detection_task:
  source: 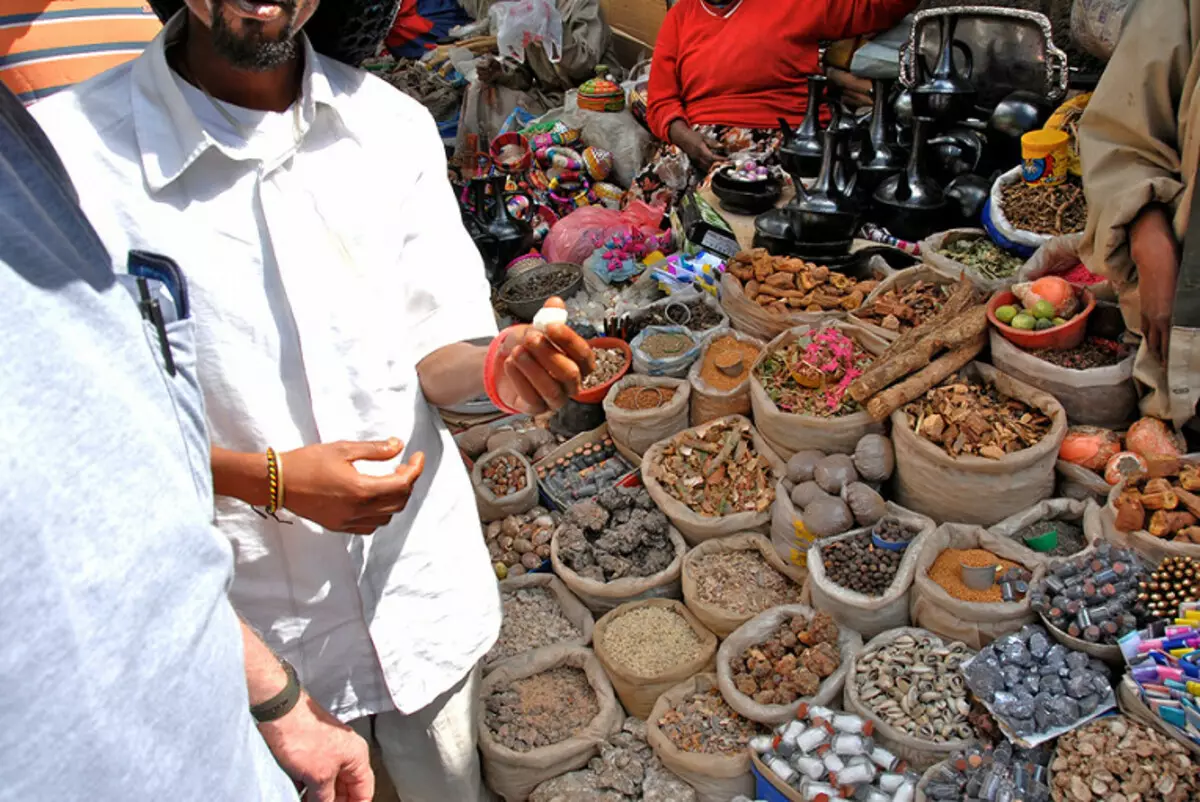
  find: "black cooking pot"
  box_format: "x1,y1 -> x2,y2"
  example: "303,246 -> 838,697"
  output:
711,168 -> 782,216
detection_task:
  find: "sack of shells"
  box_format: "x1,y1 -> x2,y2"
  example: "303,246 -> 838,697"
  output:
644,673 -> 762,802
478,645 -> 624,802
987,497 -> 1104,572
909,523 -> 1047,650
843,628 -> 977,771
484,574 -> 596,675
749,322 -> 889,460
593,599 -> 718,719
687,330 -> 765,427
715,603 -> 863,725
806,504 -> 936,639
473,448 -> 538,523
602,375 -> 691,458
641,415 -> 785,545
681,532 -> 806,638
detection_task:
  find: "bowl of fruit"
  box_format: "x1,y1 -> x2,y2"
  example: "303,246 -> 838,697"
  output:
987,276 -> 1096,351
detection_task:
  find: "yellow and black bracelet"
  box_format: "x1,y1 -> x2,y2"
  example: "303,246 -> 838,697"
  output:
254,447 -> 290,523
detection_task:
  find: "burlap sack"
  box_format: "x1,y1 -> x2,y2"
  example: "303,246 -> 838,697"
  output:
806,504 -> 937,639
602,376 -> 691,458
750,322 -> 889,460
891,362 -> 1068,526
641,415 -> 785,545
1117,676 -> 1200,759
920,228 -> 1022,293
592,599 -> 718,719
986,498 -> 1103,571
1102,457 -> 1200,563
550,523 -> 688,615
687,330 -> 765,426
484,574 -> 596,675
644,674 -> 758,802
478,646 -> 625,802
843,628 -> 977,771
1056,460 -> 1112,501
770,479 -> 815,577
990,330 -> 1137,428
473,448 -> 538,522
715,603 -> 863,725
681,532 -> 806,638
909,524 -> 1047,650
850,265 -> 956,343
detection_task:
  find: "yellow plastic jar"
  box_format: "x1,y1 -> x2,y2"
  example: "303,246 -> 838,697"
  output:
1021,129 -> 1070,186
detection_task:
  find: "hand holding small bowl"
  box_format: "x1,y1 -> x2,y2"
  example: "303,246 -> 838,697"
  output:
485,297 -> 596,414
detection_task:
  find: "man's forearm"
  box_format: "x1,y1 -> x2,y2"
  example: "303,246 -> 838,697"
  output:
416,341 -> 487,407
213,446 -> 270,506
241,619 -> 290,705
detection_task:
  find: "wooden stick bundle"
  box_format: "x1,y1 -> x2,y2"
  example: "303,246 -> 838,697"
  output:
865,331 -> 987,421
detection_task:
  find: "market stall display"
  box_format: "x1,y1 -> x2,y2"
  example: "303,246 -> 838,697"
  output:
917,744 -> 1053,802
485,508 -> 559,579
1050,716 -> 1198,802
687,331 -> 765,426
485,574 -> 594,672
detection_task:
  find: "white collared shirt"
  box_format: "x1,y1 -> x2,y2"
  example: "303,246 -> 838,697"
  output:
31,14 -> 502,719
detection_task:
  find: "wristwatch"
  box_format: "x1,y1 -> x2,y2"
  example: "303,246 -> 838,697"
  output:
251,658 -> 302,723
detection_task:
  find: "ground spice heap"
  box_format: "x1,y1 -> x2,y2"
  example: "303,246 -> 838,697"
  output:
698,334 -> 762,392
1000,174 -> 1088,236
481,453 -> 529,498
639,331 -> 695,361
936,237 -> 1024,280
929,548 -> 1023,603
726,249 -> 879,316
690,549 -> 800,615
1051,716 -> 1199,802
854,280 -> 954,333
485,666 -> 599,752
821,532 -> 905,596
581,348 -> 626,390
657,689 -> 764,755
1028,337 -> 1130,370
601,606 -> 703,677
656,419 -> 775,516
903,372 -> 1052,459
730,612 -> 840,705
487,587 -> 583,665
612,384 -> 677,411
756,328 -> 874,417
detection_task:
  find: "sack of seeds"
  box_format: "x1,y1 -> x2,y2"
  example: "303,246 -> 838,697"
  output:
680,532 -> 806,638
891,362 -> 1068,526
715,603 -> 863,725
592,599 -> 718,719
631,325 -> 701,379
986,497 -> 1104,572
603,376 -> 691,458
641,415 -> 785,545
920,228 -> 1026,293
484,574 -> 596,675
989,330 -> 1136,429
750,322 -> 889,460
473,449 -> 539,522
850,265 -> 957,343
842,628 -> 977,771
806,504 -> 936,638
687,330 -> 765,427
644,673 -> 759,802
478,645 -> 625,802
909,524 -> 1047,650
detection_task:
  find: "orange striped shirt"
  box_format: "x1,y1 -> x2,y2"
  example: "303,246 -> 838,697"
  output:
1,1 -> 162,103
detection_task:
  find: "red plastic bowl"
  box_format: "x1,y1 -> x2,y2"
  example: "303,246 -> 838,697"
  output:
987,288 -> 1096,351
573,337 -> 632,404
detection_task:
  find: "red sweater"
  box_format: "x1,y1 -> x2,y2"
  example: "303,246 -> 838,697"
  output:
646,0 -> 918,140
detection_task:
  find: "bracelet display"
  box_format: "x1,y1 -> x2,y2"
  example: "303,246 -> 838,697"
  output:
251,658 -> 301,723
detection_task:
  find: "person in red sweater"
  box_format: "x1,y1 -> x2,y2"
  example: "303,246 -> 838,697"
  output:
630,0 -> 917,208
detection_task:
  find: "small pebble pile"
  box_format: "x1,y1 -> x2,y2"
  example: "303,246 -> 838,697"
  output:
1031,543 -> 1143,643
486,666 -> 600,752
1051,716 -> 1199,802
538,439 -> 633,504
922,742 -> 1053,802
557,487 -> 676,582
690,549 -> 800,616
582,348 -> 627,390
820,529 -> 908,596
964,625 -> 1112,739
656,688 -> 764,755
485,508 -> 558,579
487,587 -> 583,665
1137,555 -> 1200,622
481,453 -> 529,497
601,607 -> 702,677
730,612 -> 841,705
928,548 -> 1031,603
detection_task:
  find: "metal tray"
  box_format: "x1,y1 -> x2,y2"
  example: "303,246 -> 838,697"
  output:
899,6 -> 1069,108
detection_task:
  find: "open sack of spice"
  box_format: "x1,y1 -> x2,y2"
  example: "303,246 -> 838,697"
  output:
1107,455 -> 1200,562
749,322 -> 888,459
1052,713 -> 1200,801
687,331 -> 765,427
630,325 -> 700,379
484,507 -> 559,580
681,532 -> 805,638
485,574 -> 595,674
986,497 -> 1104,571
921,229 -> 1028,293
985,167 -> 1089,255
715,605 -> 862,726
850,265 -> 957,342
602,375 -> 690,458
640,415 -> 784,544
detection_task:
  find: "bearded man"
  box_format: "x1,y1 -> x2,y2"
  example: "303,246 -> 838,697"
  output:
30,2 -> 593,800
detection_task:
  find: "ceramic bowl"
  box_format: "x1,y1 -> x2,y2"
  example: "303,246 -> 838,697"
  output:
572,337 -> 632,405
499,262 -> 583,322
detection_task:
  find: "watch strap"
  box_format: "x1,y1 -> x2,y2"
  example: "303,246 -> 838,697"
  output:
251,658 -> 301,723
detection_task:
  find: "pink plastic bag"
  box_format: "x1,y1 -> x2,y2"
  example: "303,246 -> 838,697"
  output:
542,202 -> 666,265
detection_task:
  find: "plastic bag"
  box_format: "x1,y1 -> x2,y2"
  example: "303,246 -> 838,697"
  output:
851,265 -> 957,342
472,449 -> 538,522
631,325 -> 701,378
986,498 -> 1103,572
484,574 -> 596,674
891,362 -> 1068,526
687,330 -> 763,426
490,0 -> 563,63
540,91 -> 655,187
592,599 -> 717,719
983,167 -> 1056,256
1070,0 -> 1136,61
542,204 -> 663,265
716,604 -> 863,725
550,521 -> 688,614
920,228 -> 1024,293
603,376 -> 690,457
807,505 -> 935,639
989,331 -> 1137,428
478,646 -> 624,802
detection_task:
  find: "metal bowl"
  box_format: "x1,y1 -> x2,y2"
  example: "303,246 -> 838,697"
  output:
499,262 -> 583,322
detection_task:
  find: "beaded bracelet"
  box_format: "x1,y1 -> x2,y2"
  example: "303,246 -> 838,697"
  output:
265,447 -> 282,514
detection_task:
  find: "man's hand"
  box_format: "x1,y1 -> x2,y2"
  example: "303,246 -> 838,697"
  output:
826,67 -> 873,109
495,298 -> 595,414
282,439 -> 425,535
259,693 -> 374,802
1131,203 -> 1181,361
668,119 -> 720,174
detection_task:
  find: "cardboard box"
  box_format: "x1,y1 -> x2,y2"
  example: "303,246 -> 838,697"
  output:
599,0 -> 669,48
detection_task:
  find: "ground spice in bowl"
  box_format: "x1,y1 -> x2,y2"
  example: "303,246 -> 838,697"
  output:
755,328 -> 874,417
999,175 -> 1088,236
690,550 -> 801,615
612,385 -> 677,411
928,548 -> 1022,603
600,606 -> 703,677
698,335 -> 761,392
657,689 -> 764,755
485,666 -> 599,752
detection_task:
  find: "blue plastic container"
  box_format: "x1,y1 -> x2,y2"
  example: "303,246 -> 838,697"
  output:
751,759 -> 795,802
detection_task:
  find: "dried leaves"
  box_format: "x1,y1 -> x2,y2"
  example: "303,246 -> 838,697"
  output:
903,373 -> 1052,459
656,420 -> 775,517
755,328 -> 874,417
728,249 -> 877,316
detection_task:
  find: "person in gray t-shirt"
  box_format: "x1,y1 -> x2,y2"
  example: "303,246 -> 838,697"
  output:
0,83 -> 373,801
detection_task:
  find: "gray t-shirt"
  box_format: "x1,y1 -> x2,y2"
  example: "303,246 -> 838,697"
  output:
0,85 -> 297,800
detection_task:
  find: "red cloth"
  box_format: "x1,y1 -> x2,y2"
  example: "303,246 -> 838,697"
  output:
646,0 -> 918,141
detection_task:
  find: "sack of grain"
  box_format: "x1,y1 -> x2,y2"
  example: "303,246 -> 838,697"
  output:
987,497 -> 1103,571
551,522 -> 688,615
593,599 -> 718,719
478,646 -> 625,801
603,375 -> 691,457
806,504 -> 936,639
687,330 -> 765,426
681,532 -> 806,638
484,574 -> 596,675
715,603 -> 863,725
473,449 -> 538,522
908,523 -> 1046,650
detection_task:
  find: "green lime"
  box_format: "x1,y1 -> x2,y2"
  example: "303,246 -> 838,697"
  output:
1034,318 -> 1054,331
1052,317 -> 1067,327
1011,314 -> 1037,331
995,305 -> 1019,324
1032,300 -> 1056,320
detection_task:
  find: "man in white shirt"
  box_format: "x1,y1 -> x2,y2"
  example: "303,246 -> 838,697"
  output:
31,1 -> 593,799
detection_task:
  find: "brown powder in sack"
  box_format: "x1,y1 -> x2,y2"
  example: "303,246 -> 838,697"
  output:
699,335 -> 762,392
928,548 -> 1022,603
